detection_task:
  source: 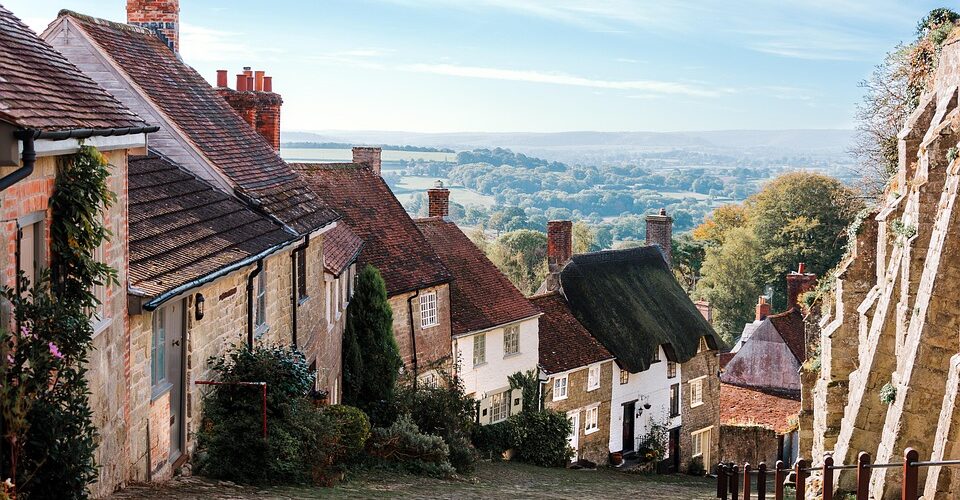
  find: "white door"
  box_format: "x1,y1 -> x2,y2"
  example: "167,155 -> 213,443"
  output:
567,410 -> 580,461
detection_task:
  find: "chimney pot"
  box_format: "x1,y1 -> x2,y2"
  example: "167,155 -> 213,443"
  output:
755,296 -> 771,321
243,67 -> 253,76
547,220 -> 573,273
797,262 -> 806,274
216,70 -> 228,88
352,147 -> 382,176
254,70 -> 265,91
246,76 -> 255,92
645,208 -> 673,268
263,76 -> 273,92
428,181 -> 451,218
786,265 -> 817,309
236,74 -> 247,92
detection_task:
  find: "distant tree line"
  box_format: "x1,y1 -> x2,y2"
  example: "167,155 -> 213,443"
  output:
281,141 -> 455,153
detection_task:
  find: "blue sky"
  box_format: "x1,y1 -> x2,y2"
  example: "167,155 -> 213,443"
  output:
6,0 -> 950,132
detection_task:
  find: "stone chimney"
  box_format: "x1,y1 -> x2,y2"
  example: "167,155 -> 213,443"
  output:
127,0 -> 180,52
645,208 -> 673,267
353,147 -> 382,175
215,67 -> 283,151
786,263 -> 817,309
695,300 -> 713,324
755,296 -> 771,321
547,220 -> 573,273
428,180 -> 450,218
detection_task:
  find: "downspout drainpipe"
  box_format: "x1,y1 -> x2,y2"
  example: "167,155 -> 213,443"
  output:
1,130 -> 36,192
290,236 -> 309,348
407,289 -> 421,389
246,259 -> 264,349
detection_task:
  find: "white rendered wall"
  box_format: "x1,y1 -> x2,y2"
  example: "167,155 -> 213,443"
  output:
608,345 -> 681,452
454,317 -> 539,402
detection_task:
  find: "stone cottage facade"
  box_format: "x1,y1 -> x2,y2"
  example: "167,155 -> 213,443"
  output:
808,29 -> 960,500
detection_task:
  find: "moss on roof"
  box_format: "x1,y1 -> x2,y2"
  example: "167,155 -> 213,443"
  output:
559,246 -> 720,373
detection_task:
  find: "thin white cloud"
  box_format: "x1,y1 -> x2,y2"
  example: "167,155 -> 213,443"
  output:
400,63 -> 728,97
179,23 -> 282,63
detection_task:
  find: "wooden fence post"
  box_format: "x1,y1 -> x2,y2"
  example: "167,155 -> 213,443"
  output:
743,463 -> 752,500
758,462 -> 767,500
823,454 -> 834,500
902,448 -> 919,500
775,460 -> 785,500
717,463 -> 727,500
856,452 -> 871,500
731,464 -> 740,500
795,458 -> 808,500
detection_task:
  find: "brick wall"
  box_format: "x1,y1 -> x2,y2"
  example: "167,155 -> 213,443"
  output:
547,220 -> 572,273
390,285 -> 453,374
126,0 -> 179,51
543,360 -> 615,464
645,210 -> 673,266
680,348 -> 720,473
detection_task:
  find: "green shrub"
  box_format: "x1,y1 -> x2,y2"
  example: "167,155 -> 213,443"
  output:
880,382 -> 897,405
687,456 -> 706,476
510,410 -> 573,467
322,404 -> 371,460
471,420 -> 519,458
195,344 -> 340,485
366,414 -> 455,477
393,374 -> 478,473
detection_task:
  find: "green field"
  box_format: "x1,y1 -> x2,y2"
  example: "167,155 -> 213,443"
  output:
281,147 -> 457,163
393,176 -> 496,208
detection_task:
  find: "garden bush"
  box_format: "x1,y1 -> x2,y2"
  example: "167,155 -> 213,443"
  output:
366,414 -> 455,477
471,420 -> 519,458
687,456 -> 706,476
195,344 -> 340,485
322,404 -> 371,461
510,409 -> 573,467
393,374 -> 477,473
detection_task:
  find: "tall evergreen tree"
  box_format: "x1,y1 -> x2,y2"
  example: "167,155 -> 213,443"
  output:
341,265 -> 401,412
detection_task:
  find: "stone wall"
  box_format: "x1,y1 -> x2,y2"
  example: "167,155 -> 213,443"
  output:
680,348 -> 720,473
719,425 -> 779,466
389,284 -> 453,374
543,360 -> 615,464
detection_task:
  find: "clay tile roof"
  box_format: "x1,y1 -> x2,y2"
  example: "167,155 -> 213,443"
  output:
720,383 -> 801,434
768,308 -> 806,363
532,291 -> 614,374
63,11 -> 336,234
129,152 -> 295,299
414,217 -> 540,336
558,246 -> 721,373
322,223 -> 363,276
291,163 -> 451,296
0,6 -> 147,131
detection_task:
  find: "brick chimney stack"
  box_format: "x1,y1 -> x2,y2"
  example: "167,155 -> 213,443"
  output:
127,0 -> 179,52
756,296 -> 771,321
645,208 -> 673,267
428,180 -> 450,218
353,147 -> 382,176
215,67 -> 283,151
786,263 -> 817,309
547,220 -> 573,273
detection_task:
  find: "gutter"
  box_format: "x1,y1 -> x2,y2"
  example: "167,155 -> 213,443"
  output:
291,235 -> 309,348
407,289 -> 421,388
0,130 -> 35,192
142,238 -> 296,311
246,260 -> 264,349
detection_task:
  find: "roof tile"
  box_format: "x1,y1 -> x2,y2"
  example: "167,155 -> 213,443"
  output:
532,291 -> 613,374
720,383 -> 801,434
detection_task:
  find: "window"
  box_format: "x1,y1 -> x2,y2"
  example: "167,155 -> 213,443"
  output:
584,405 -> 599,434
296,248 -> 308,301
18,212 -> 45,289
620,368 -> 630,385
670,383 -> 680,417
334,277 -> 342,318
325,279 -> 333,326
255,263 -> 267,334
692,427 -> 713,460
419,292 -> 439,328
340,275 -> 348,310
151,310 -> 167,391
473,333 -> 486,366
690,376 -> 705,408
491,391 -> 510,423
667,361 -> 677,379
587,364 -> 601,391
652,346 -> 661,362
503,325 -> 519,355
553,375 -> 568,401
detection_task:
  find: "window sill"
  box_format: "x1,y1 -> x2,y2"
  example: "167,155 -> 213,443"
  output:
552,395 -> 568,402
502,352 -> 521,359
585,427 -> 599,436
91,317 -> 112,338
151,381 -> 173,402
421,322 -> 440,330
254,324 -> 269,338
586,385 -> 600,392
690,401 -> 704,409
473,361 -> 487,368
298,296 -> 310,306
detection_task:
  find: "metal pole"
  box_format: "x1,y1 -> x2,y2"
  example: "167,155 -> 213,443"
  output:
758,462 -> 767,500
731,464 -> 740,500
795,458 -> 808,500
902,448 -> 919,500
775,460 -> 785,500
823,455 -> 834,500
261,383 -> 268,439
856,452 -> 871,500
718,463 -> 728,500
743,463 -> 752,500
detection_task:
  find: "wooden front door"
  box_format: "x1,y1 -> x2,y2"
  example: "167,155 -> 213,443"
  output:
669,427 -> 681,472
622,402 -> 636,452
162,300 -> 186,462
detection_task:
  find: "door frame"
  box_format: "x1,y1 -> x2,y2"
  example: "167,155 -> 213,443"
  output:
621,401 -> 636,453
166,299 -> 187,463
567,410 -> 580,462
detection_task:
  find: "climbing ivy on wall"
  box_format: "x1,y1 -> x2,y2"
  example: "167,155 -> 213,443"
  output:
0,145 -> 116,498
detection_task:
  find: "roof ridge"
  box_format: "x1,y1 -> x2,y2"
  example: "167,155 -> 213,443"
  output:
291,162 -> 365,171
58,10 -> 154,36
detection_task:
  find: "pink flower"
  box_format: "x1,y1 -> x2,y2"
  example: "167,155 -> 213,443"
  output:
5,354 -> 12,365
20,325 -> 32,338
48,342 -> 63,359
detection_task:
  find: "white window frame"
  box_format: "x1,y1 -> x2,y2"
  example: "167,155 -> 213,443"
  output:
553,374 -> 568,401
619,368 -> 630,385
667,361 -> 678,379
255,262 -> 268,335
584,405 -> 599,435
587,364 -> 601,392
150,310 -> 167,394
473,333 -> 486,367
419,291 -> 439,328
691,427 -> 713,458
503,325 -> 519,356
325,278 -> 333,327
690,376 -> 706,408
490,390 -> 511,423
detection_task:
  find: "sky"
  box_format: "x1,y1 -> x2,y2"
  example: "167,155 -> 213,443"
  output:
5,0 -> 952,133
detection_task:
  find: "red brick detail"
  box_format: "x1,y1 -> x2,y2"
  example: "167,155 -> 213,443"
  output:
785,264 -> 816,308
352,147 -> 382,176
215,72 -> 283,152
755,296 -> 771,321
547,220 -> 572,273
126,0 -> 179,52
427,183 -> 450,218
645,208 -> 673,267
720,383 -> 800,434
